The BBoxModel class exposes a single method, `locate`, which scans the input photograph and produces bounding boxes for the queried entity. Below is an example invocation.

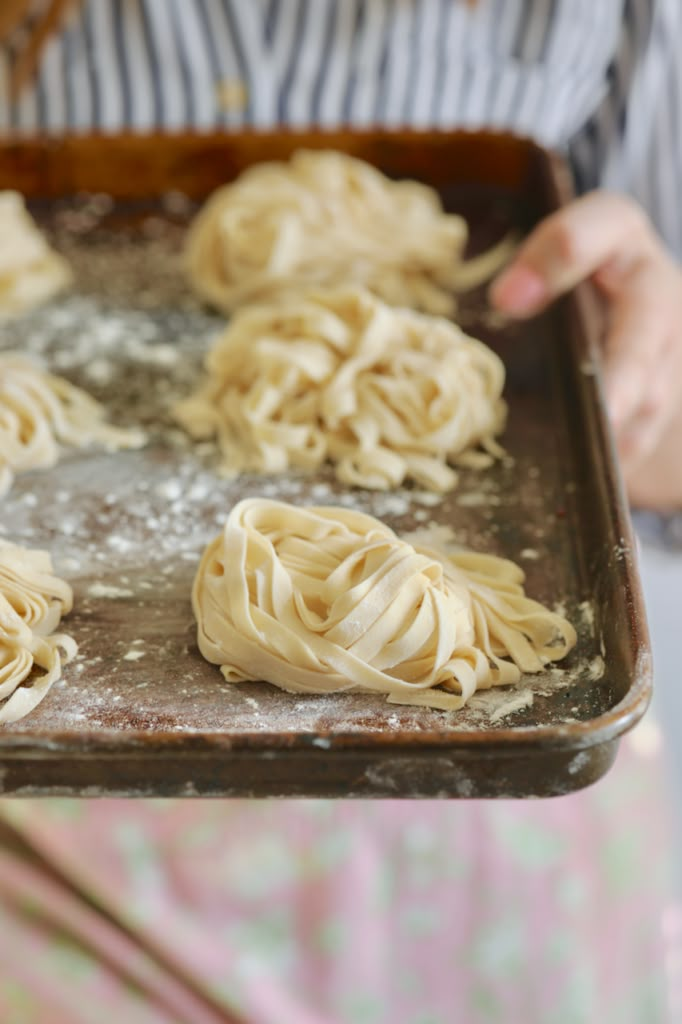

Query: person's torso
[0,0,626,140]
[1,0,681,255]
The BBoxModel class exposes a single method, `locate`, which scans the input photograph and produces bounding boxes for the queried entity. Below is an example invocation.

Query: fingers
[488,188,682,510]
[617,373,668,466]
[617,332,679,466]
[602,260,682,507]
[488,189,682,503]
[601,263,672,433]
[624,398,682,511]
[489,191,659,317]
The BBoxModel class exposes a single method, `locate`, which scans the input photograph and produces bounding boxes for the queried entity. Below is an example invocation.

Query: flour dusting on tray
[0,198,601,739]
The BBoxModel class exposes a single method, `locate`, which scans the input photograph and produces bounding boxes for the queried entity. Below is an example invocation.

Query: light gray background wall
[640,543,682,895]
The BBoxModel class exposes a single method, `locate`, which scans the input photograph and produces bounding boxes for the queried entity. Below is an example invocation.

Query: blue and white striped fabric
[0,0,681,256]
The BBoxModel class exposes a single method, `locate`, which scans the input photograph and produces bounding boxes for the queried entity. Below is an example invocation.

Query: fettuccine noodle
[0,540,77,724]
[175,286,506,492]
[0,191,72,317]
[186,149,513,315]
[0,353,146,497]
[193,499,576,711]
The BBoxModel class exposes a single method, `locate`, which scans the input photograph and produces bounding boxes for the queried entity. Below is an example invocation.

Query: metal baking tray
[0,131,650,798]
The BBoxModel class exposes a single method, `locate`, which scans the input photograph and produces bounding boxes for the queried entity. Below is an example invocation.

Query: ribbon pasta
[0,540,77,724]
[193,499,576,711]
[0,191,72,317]
[0,353,146,497]
[186,149,513,315]
[175,286,506,492]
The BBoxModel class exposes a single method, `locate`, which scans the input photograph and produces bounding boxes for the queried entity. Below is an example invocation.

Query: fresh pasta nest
[185,149,513,315]
[193,499,577,711]
[0,191,72,317]
[0,540,77,724]
[175,286,506,492]
[0,352,146,497]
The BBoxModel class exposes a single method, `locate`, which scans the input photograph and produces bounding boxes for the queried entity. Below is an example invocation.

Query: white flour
[0,203,603,738]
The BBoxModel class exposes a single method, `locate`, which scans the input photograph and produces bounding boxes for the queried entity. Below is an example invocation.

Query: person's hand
[489,191,682,511]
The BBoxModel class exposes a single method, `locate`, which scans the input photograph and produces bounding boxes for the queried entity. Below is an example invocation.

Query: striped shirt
[1,0,681,258]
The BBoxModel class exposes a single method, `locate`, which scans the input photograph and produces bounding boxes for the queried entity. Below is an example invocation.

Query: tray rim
[0,128,652,794]
[0,126,552,197]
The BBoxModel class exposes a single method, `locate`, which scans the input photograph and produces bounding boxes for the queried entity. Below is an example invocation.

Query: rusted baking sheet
[0,131,649,798]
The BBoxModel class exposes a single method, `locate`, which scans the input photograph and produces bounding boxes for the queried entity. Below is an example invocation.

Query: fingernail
[490,265,547,315]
